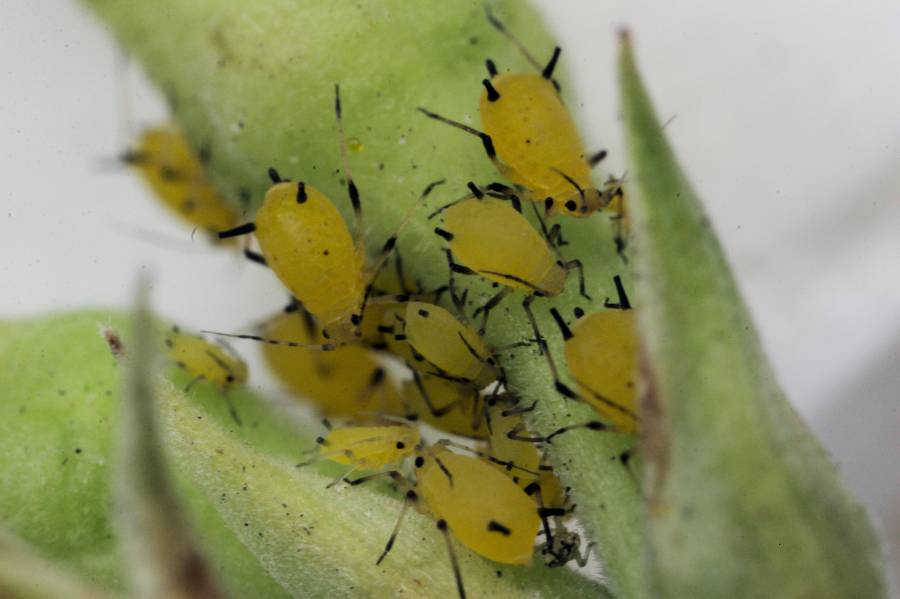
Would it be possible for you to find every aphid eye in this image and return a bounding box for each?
[225,374,235,382]
[414,456,425,468]
[396,441,406,449]
[565,200,578,212]
[350,314,361,325]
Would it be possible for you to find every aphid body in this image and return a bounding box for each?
[126,125,240,236]
[165,327,247,391]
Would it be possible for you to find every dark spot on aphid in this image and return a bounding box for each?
[487,520,511,536]
[417,309,429,318]
[323,250,329,256]
[544,197,554,210]
[482,79,500,101]
[414,456,424,468]
[565,200,578,212]
[396,441,406,449]
[160,165,178,181]
[296,182,307,203]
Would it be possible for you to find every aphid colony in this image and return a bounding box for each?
[125,8,633,599]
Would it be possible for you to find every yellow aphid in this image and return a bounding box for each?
[418,8,613,218]
[437,195,567,297]
[256,179,366,335]
[401,374,487,440]
[217,85,444,343]
[165,327,247,424]
[549,275,639,433]
[479,73,607,217]
[317,425,419,469]
[125,125,240,237]
[415,444,541,565]
[165,327,247,390]
[260,309,405,418]
[395,301,498,389]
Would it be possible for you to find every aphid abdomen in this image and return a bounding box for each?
[443,198,563,295]
[417,449,540,564]
[566,310,639,433]
[255,182,365,328]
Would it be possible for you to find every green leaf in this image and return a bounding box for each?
[0,310,302,598]
[81,1,644,597]
[0,528,121,599]
[618,31,888,599]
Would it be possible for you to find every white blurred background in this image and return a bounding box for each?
[0,1,897,593]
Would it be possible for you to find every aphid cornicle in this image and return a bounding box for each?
[164,326,247,424]
[418,7,611,218]
[217,85,444,343]
[124,125,241,238]
[304,423,542,599]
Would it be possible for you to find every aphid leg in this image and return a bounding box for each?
[434,439,541,477]
[242,248,268,267]
[523,295,585,403]
[183,373,204,394]
[200,330,337,351]
[588,149,608,167]
[427,185,478,220]
[410,370,465,418]
[524,482,558,556]
[222,392,243,427]
[326,466,358,489]
[544,420,609,444]
[416,107,501,173]
[376,489,418,565]
[483,5,544,74]
[619,447,640,483]
[603,274,632,310]
[392,251,416,296]
[472,287,511,335]
[561,259,591,300]
[505,421,547,443]
[573,541,596,568]
[437,519,467,599]
[217,222,256,240]
[334,84,365,250]
[344,469,408,489]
